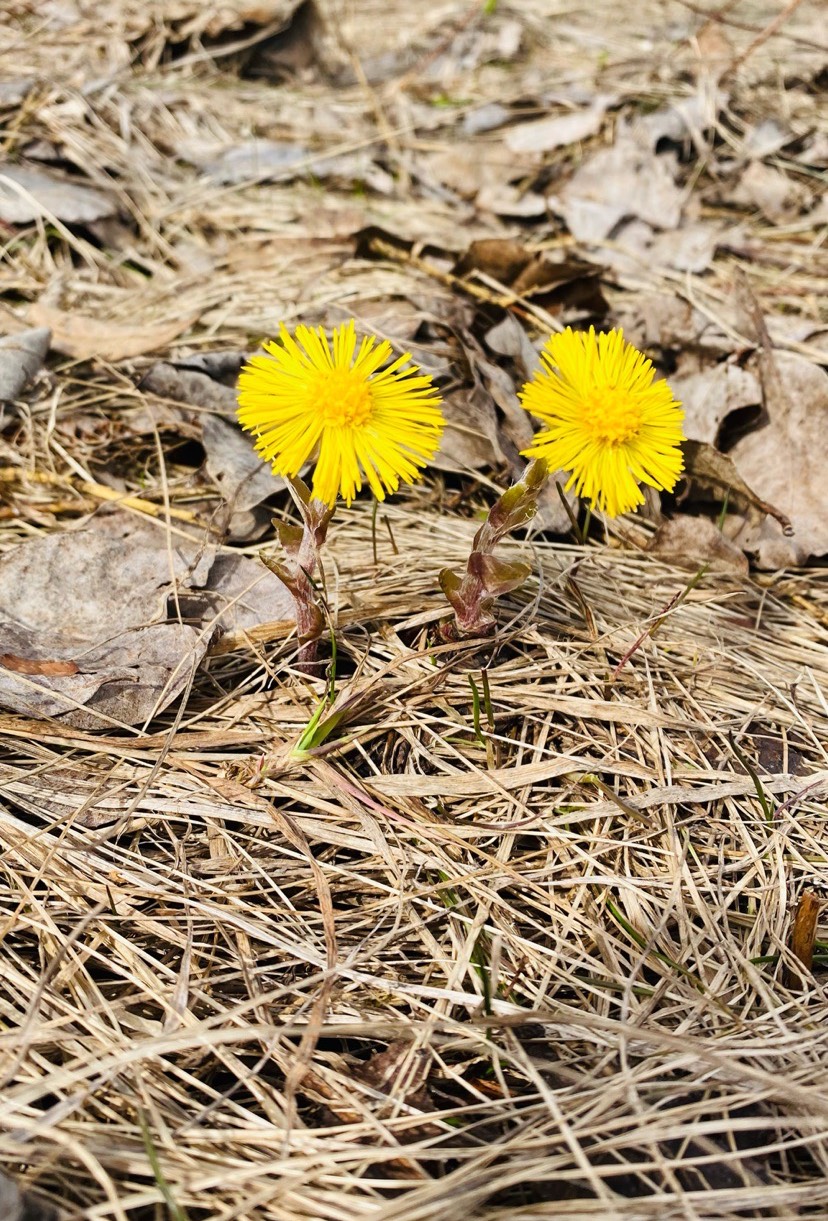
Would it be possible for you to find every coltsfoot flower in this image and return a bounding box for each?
[237,320,445,506]
[520,326,685,517]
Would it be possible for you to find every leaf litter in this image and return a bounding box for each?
[2,0,828,1217]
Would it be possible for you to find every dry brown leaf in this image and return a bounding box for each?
[453,239,607,315]
[612,292,730,353]
[140,360,239,416]
[0,513,292,728]
[202,414,287,540]
[729,353,828,565]
[436,385,507,474]
[649,516,749,577]
[484,314,541,382]
[28,303,196,361]
[671,360,761,445]
[682,440,791,536]
[634,89,728,151]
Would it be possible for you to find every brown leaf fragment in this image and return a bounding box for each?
[0,653,79,676]
[139,360,239,434]
[203,414,286,515]
[354,1041,436,1114]
[28,303,197,362]
[784,890,822,986]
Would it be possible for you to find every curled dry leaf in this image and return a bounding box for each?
[731,160,811,222]
[202,413,287,540]
[0,513,292,729]
[140,359,287,539]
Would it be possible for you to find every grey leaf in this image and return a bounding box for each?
[0,328,51,401]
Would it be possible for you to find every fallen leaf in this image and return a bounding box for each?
[484,314,541,381]
[140,360,238,416]
[728,353,828,565]
[634,89,728,151]
[418,143,520,205]
[462,102,510,136]
[185,549,294,634]
[436,385,507,475]
[551,130,684,242]
[742,118,791,160]
[203,413,286,518]
[453,238,607,315]
[682,439,792,540]
[647,220,728,274]
[0,79,34,107]
[671,360,761,445]
[0,327,51,401]
[0,513,293,728]
[649,516,749,577]
[612,292,729,353]
[0,163,115,225]
[731,161,811,221]
[474,183,549,218]
[28,303,196,361]
[0,653,79,676]
[504,97,611,155]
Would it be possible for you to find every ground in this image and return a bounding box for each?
[2,1,828,1219]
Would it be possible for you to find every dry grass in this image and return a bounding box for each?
[2,1,828,1218]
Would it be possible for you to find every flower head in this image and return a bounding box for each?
[520,327,684,517]
[237,320,444,507]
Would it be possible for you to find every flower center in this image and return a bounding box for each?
[312,368,374,428]
[581,385,642,444]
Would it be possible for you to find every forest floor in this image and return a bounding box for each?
[2,1,828,1218]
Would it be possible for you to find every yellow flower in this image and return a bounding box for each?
[237,320,445,507]
[520,327,684,517]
